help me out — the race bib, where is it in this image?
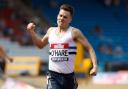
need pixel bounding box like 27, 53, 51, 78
50, 43, 69, 62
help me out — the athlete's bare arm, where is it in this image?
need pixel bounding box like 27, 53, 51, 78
27, 23, 51, 49
72, 28, 97, 76
0, 46, 13, 62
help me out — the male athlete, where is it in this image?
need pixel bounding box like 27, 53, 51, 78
27, 4, 97, 89
0, 46, 13, 74
0, 46, 13, 62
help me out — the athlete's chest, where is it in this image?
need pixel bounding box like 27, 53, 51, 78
49, 29, 72, 43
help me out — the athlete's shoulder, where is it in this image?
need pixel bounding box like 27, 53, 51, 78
47, 27, 56, 34
70, 26, 81, 40
49, 27, 57, 30
71, 26, 81, 34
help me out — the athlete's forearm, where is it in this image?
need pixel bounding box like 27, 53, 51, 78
89, 47, 97, 68
0, 47, 13, 62
29, 31, 43, 48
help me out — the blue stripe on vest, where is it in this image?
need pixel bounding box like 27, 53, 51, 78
69, 52, 77, 54
69, 47, 77, 49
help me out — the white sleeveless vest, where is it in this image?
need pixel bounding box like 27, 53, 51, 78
48, 26, 77, 74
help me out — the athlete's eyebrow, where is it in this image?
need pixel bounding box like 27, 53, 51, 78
59, 14, 68, 18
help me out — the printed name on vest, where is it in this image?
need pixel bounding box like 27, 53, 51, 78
50, 49, 68, 56
50, 43, 69, 62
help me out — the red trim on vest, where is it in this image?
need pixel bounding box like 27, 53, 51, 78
50, 43, 69, 49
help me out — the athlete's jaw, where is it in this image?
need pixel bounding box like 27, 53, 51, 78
57, 20, 69, 29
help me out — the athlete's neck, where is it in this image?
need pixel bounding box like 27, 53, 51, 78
58, 25, 69, 32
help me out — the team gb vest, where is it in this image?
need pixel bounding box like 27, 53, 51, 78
48, 26, 77, 74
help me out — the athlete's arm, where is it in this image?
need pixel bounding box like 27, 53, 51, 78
0, 46, 13, 62
72, 28, 97, 76
27, 23, 51, 49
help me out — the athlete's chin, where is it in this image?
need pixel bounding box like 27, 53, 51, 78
58, 24, 64, 28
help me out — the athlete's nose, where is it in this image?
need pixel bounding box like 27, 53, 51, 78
60, 16, 64, 20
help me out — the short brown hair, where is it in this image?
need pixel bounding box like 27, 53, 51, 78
60, 4, 74, 17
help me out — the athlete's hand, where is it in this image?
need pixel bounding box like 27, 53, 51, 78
5, 56, 13, 63
8, 57, 13, 62
27, 23, 36, 32
89, 66, 97, 76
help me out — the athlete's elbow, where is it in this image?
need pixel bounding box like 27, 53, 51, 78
37, 44, 44, 49
33, 43, 43, 49
84, 45, 91, 51
86, 46, 94, 53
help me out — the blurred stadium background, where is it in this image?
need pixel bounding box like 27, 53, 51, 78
0, 0, 128, 89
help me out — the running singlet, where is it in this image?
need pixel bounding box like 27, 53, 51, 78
48, 26, 77, 74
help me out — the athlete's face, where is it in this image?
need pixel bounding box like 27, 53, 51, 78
57, 9, 72, 28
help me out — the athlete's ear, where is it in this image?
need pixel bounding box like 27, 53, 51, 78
70, 19, 72, 22
69, 14, 73, 22
69, 17, 72, 24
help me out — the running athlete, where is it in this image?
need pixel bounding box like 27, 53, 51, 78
27, 4, 97, 89
0, 46, 13, 62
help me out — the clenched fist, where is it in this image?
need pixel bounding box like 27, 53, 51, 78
6, 56, 13, 62
89, 67, 97, 76
27, 23, 36, 32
